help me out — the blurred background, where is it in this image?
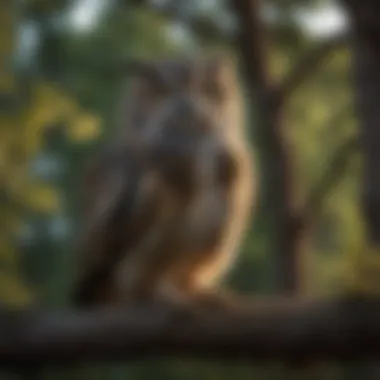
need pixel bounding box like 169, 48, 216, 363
0, 0, 373, 378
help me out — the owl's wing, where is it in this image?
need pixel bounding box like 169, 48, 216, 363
71, 145, 162, 307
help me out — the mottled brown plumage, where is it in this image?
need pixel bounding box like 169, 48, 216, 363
71, 55, 255, 309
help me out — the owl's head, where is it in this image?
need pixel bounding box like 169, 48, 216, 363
119, 54, 243, 140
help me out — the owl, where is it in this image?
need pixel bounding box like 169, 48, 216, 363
71, 55, 255, 310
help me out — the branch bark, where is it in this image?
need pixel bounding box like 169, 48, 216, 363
1, 297, 380, 365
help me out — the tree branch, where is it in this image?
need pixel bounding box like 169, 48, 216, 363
306, 135, 359, 218
276, 34, 348, 105
1, 297, 380, 365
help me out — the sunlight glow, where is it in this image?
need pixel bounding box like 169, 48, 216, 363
296, 3, 349, 38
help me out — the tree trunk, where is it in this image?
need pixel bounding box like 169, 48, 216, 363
341, 1, 380, 378
229, 0, 306, 293
342, 0, 380, 246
